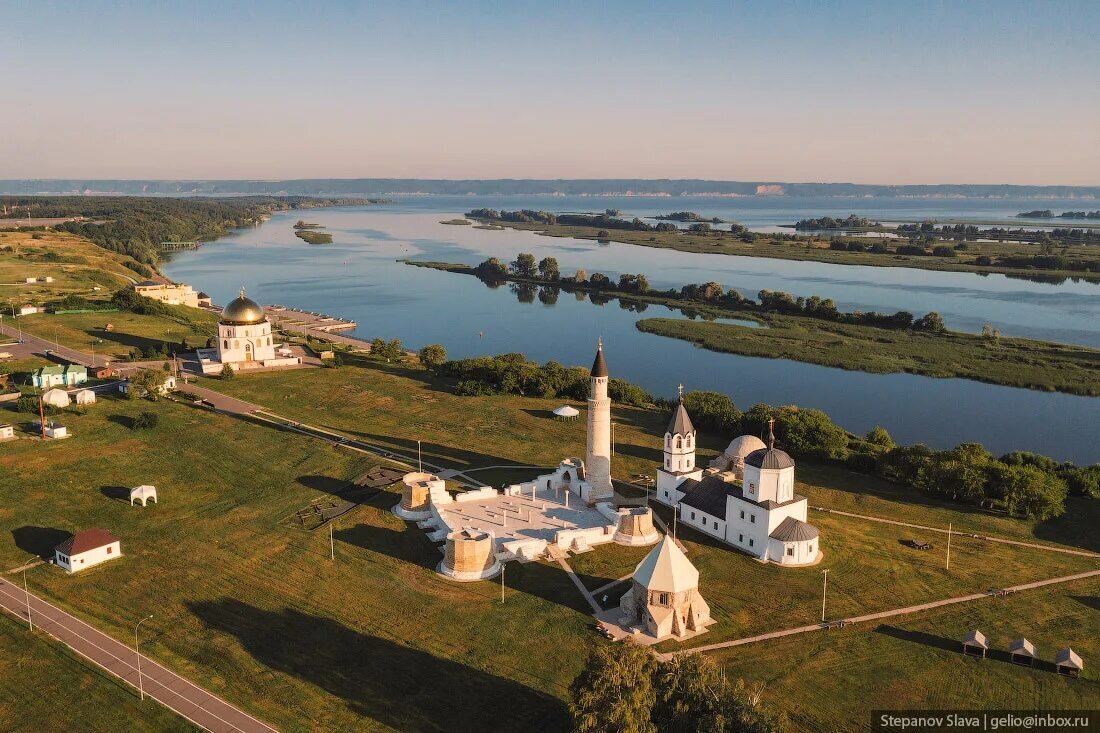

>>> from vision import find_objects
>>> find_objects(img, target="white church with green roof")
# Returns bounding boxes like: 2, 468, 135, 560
654, 392, 822, 567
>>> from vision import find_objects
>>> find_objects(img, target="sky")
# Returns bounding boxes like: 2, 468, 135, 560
2, 0, 1098, 184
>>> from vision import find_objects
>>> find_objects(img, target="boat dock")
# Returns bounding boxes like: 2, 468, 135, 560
266, 305, 357, 333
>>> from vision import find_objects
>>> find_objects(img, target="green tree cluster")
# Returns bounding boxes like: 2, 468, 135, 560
570, 642, 783, 733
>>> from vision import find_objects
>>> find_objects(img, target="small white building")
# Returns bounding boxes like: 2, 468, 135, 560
73, 389, 97, 405
132, 280, 200, 307
618, 535, 713, 641
217, 291, 277, 364
130, 485, 158, 507
0, 424, 14, 441
18, 304, 38, 316
42, 388, 70, 408
55, 529, 120, 573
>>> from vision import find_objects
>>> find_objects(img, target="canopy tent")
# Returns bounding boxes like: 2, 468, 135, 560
74, 389, 96, 405
552, 405, 580, 421
42, 388, 70, 408
1056, 647, 1083, 677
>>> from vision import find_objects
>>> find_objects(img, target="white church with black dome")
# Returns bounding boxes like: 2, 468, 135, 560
654, 390, 821, 567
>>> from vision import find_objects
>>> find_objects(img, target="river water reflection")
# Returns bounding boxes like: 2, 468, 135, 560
163, 200, 1100, 463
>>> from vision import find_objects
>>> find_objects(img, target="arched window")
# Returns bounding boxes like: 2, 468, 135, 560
675, 436, 682, 449
223, 340, 228, 349
233, 340, 239, 349
267, 337, 271, 346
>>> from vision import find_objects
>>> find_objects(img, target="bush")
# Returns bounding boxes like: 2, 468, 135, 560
866, 426, 895, 449
132, 411, 159, 430
220, 363, 235, 379
418, 344, 448, 369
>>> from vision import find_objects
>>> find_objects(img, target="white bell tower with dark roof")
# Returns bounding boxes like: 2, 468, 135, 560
655, 385, 704, 506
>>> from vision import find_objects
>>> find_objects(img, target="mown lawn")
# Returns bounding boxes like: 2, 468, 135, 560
712, 576, 1100, 732
0, 393, 584, 732
0, 616, 197, 733
0, 356, 1096, 732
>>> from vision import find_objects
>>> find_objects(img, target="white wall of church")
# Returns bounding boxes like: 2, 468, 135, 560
217, 320, 276, 364
742, 465, 795, 505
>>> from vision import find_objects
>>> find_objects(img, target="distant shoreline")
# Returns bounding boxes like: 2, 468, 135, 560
1, 179, 1097, 199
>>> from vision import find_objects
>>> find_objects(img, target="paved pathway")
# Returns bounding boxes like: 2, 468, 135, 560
178, 383, 263, 416
557, 559, 602, 614
0, 578, 278, 733
814, 506, 1100, 558
663, 567, 1100, 661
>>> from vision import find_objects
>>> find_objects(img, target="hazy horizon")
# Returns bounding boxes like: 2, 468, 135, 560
3, 0, 1098, 185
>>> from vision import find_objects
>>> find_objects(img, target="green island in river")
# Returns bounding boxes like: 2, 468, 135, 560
405, 259, 1100, 396
465, 210, 1100, 281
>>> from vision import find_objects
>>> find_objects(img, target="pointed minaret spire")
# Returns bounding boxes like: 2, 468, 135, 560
767, 418, 776, 450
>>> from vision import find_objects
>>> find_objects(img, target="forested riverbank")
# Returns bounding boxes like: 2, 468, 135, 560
464, 209, 1100, 282
405, 257, 1100, 396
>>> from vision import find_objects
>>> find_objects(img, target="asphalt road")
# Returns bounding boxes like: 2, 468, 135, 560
0, 578, 278, 733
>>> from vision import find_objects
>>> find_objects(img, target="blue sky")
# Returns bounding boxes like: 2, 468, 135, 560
2, 0, 1097, 183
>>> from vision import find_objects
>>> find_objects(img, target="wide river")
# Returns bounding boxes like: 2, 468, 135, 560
163, 196, 1100, 464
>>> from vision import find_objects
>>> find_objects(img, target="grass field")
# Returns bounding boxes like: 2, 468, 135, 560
468, 218, 1100, 281
0, 355, 1096, 731
13, 308, 218, 361
0, 616, 197, 733
0, 230, 142, 305
711, 575, 1100, 732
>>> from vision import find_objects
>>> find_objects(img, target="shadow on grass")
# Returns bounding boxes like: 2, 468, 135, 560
874, 624, 959, 654
1070, 595, 1100, 613
99, 485, 131, 502
11, 526, 70, 559
335, 521, 594, 614
296, 474, 349, 494
106, 414, 134, 429
188, 598, 569, 732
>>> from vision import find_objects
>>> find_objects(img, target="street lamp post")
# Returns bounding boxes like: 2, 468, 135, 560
135, 614, 154, 701
821, 569, 829, 622
417, 440, 422, 472
23, 566, 32, 631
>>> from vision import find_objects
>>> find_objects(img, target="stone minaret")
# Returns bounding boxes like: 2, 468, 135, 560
585, 339, 612, 494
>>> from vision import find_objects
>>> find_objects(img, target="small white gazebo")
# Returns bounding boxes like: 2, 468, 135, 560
42, 388, 70, 408
552, 405, 580, 422
130, 485, 158, 507
962, 630, 988, 657
74, 389, 97, 405
1056, 647, 1084, 677
1009, 638, 1037, 666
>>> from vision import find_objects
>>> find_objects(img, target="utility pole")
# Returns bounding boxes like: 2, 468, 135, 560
821, 568, 829, 622
501, 564, 505, 604
611, 422, 616, 456
38, 391, 46, 440
329, 521, 335, 560
417, 440, 422, 472
946, 523, 952, 571
673, 504, 678, 539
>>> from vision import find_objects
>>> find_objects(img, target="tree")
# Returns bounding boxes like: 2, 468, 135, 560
570, 642, 657, 733
986, 463, 1067, 519
475, 257, 509, 279
220, 363, 235, 379
775, 406, 848, 459
866, 426, 895, 449
418, 344, 447, 369
682, 391, 741, 434
654, 654, 781, 733
130, 368, 168, 400
511, 252, 537, 277
537, 256, 560, 281
914, 312, 946, 333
